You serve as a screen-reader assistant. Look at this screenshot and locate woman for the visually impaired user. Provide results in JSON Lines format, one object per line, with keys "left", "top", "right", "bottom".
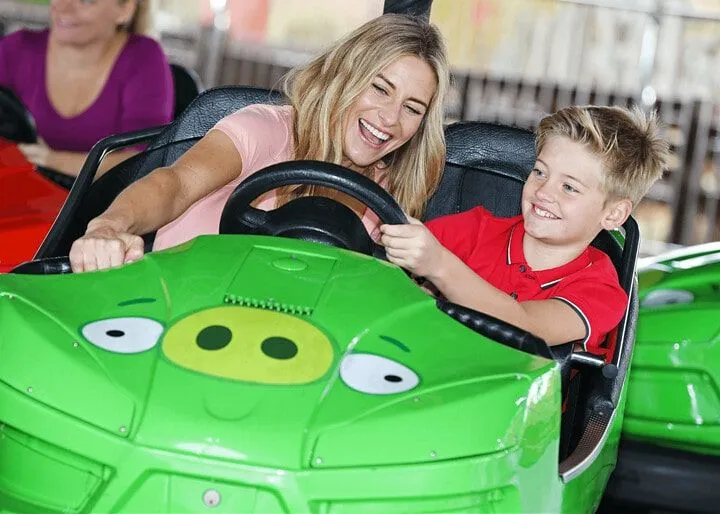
{"left": 0, "top": 0, "right": 174, "bottom": 178}
{"left": 70, "top": 13, "right": 450, "bottom": 272}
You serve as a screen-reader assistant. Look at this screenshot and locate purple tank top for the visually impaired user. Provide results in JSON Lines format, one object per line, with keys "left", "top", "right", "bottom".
{"left": 0, "top": 29, "right": 174, "bottom": 152}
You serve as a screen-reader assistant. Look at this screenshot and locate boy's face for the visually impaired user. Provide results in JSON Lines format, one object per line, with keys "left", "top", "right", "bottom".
{"left": 521, "top": 136, "right": 625, "bottom": 248}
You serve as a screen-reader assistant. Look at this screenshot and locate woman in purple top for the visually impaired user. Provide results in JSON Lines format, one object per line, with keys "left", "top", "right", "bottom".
{"left": 0, "top": 0, "right": 174, "bottom": 178}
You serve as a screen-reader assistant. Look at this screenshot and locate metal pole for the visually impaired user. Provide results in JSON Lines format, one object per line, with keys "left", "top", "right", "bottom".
{"left": 203, "top": 0, "right": 230, "bottom": 88}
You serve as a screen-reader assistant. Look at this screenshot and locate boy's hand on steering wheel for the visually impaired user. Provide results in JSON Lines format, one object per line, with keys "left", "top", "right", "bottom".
{"left": 379, "top": 216, "right": 447, "bottom": 278}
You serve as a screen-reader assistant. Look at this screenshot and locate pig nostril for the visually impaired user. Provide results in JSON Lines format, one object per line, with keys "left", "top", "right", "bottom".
{"left": 196, "top": 325, "right": 232, "bottom": 350}
{"left": 261, "top": 337, "right": 298, "bottom": 359}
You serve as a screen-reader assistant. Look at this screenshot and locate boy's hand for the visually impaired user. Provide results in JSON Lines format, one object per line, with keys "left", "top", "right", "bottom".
{"left": 379, "top": 217, "right": 446, "bottom": 278}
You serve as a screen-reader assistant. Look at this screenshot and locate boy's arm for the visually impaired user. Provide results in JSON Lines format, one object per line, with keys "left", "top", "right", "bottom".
{"left": 427, "top": 251, "right": 587, "bottom": 345}
{"left": 380, "top": 219, "right": 587, "bottom": 346}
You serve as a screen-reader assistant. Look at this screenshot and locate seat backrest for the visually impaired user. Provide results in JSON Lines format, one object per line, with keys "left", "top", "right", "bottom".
{"left": 170, "top": 63, "right": 205, "bottom": 119}
{"left": 40, "top": 86, "right": 285, "bottom": 257}
{"left": 0, "top": 84, "right": 37, "bottom": 143}
{"left": 424, "top": 121, "right": 536, "bottom": 221}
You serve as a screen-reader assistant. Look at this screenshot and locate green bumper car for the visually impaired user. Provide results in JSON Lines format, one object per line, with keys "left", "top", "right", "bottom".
{"left": 0, "top": 87, "right": 638, "bottom": 514}
{"left": 604, "top": 242, "right": 720, "bottom": 513}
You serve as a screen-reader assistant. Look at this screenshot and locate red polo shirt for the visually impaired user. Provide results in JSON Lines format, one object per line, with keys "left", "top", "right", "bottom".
{"left": 426, "top": 206, "right": 628, "bottom": 356}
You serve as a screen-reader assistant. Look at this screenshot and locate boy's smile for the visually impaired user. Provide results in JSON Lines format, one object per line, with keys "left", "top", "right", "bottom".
{"left": 521, "top": 135, "right": 616, "bottom": 258}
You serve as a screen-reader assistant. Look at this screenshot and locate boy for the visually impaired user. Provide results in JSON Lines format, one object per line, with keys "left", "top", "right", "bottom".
{"left": 380, "top": 105, "right": 669, "bottom": 356}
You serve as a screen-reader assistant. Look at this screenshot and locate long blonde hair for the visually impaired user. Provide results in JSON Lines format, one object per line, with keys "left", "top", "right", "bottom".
{"left": 278, "top": 14, "right": 450, "bottom": 218}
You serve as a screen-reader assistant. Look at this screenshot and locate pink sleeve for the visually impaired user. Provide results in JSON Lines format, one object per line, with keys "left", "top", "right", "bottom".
{"left": 212, "top": 105, "right": 290, "bottom": 178}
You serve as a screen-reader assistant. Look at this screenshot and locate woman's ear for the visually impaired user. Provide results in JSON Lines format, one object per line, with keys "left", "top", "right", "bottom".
{"left": 601, "top": 198, "right": 633, "bottom": 231}
{"left": 116, "top": 0, "right": 138, "bottom": 27}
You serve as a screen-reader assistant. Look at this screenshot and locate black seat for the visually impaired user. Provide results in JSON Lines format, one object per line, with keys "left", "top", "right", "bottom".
{"left": 0, "top": 84, "right": 37, "bottom": 143}
{"left": 170, "top": 63, "right": 204, "bottom": 119}
{"left": 426, "top": 120, "right": 640, "bottom": 478}
{"left": 36, "top": 86, "right": 284, "bottom": 259}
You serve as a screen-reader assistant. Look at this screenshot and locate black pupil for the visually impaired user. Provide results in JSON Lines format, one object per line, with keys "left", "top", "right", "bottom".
{"left": 106, "top": 330, "right": 125, "bottom": 338}
{"left": 196, "top": 325, "right": 232, "bottom": 350}
{"left": 261, "top": 337, "right": 298, "bottom": 360}
{"left": 384, "top": 375, "right": 402, "bottom": 383}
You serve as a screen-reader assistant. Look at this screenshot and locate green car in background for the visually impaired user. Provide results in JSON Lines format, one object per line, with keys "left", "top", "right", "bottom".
{"left": 0, "top": 153, "right": 634, "bottom": 513}
{"left": 604, "top": 242, "right": 720, "bottom": 513}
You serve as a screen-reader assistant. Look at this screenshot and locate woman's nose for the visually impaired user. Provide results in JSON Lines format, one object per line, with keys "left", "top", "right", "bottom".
{"left": 378, "top": 102, "right": 401, "bottom": 127}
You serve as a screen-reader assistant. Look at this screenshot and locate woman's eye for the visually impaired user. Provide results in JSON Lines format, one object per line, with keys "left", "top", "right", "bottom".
{"left": 563, "top": 184, "right": 578, "bottom": 193}
{"left": 404, "top": 104, "right": 422, "bottom": 115}
{"left": 533, "top": 168, "right": 545, "bottom": 178}
{"left": 372, "top": 84, "right": 388, "bottom": 95}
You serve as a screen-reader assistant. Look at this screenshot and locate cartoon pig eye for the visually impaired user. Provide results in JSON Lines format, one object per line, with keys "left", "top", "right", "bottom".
{"left": 81, "top": 317, "right": 164, "bottom": 354}
{"left": 340, "top": 353, "right": 419, "bottom": 395}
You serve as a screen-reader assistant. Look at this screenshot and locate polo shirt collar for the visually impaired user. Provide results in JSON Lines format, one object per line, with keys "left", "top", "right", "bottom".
{"left": 506, "top": 219, "right": 592, "bottom": 289}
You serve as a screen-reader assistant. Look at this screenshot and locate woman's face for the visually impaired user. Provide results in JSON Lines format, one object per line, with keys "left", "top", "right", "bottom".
{"left": 50, "top": 0, "right": 135, "bottom": 45}
{"left": 342, "top": 55, "right": 437, "bottom": 171}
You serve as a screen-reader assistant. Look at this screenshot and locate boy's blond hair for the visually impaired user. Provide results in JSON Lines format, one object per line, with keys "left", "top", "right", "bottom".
{"left": 535, "top": 105, "right": 670, "bottom": 206}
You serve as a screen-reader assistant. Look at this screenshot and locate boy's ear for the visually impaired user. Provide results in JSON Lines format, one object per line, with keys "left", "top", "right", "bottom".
{"left": 601, "top": 198, "right": 633, "bottom": 231}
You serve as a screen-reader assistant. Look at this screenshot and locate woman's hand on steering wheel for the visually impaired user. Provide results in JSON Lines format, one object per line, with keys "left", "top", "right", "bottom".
{"left": 69, "top": 220, "right": 145, "bottom": 272}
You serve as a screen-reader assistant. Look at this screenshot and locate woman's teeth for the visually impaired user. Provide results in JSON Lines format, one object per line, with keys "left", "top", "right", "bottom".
{"left": 360, "top": 119, "right": 390, "bottom": 141}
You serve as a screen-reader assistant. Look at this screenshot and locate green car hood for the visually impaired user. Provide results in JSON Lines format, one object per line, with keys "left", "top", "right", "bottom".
{"left": 0, "top": 236, "right": 557, "bottom": 470}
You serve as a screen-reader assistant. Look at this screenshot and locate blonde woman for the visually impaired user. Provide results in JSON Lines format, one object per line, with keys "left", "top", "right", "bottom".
{"left": 70, "top": 13, "right": 450, "bottom": 272}
{"left": 0, "top": 0, "right": 173, "bottom": 178}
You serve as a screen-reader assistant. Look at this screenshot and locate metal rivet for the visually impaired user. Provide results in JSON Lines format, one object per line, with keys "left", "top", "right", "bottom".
{"left": 430, "top": 451, "right": 437, "bottom": 458}
{"left": 72, "top": 341, "right": 79, "bottom": 348}
{"left": 203, "top": 489, "right": 221, "bottom": 508}
{"left": 26, "top": 386, "right": 33, "bottom": 394}
{"left": 315, "top": 457, "right": 323, "bottom": 465}
{"left": 673, "top": 343, "right": 680, "bottom": 350}
{"left": 119, "top": 426, "right": 127, "bottom": 433}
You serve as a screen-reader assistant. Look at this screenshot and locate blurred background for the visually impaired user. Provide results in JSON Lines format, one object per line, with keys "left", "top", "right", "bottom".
{"left": 2, "top": 0, "right": 718, "bottom": 257}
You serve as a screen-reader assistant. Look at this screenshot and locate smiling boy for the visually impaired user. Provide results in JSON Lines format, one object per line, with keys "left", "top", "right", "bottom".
{"left": 380, "top": 105, "right": 669, "bottom": 355}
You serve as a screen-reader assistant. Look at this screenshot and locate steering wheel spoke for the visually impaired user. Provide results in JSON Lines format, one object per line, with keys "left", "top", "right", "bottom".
{"left": 220, "top": 160, "right": 407, "bottom": 257}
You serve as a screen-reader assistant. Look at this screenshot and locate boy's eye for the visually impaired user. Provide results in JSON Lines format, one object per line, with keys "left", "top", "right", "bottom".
{"left": 563, "top": 183, "right": 579, "bottom": 193}
{"left": 533, "top": 168, "right": 545, "bottom": 178}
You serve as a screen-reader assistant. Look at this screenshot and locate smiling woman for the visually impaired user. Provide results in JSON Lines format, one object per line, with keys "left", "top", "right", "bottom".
{"left": 0, "top": 0, "right": 173, "bottom": 179}
{"left": 68, "top": 13, "right": 451, "bottom": 273}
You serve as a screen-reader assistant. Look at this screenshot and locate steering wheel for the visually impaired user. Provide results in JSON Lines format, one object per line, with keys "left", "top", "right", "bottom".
{"left": 0, "top": 85, "right": 37, "bottom": 143}
{"left": 219, "top": 160, "right": 407, "bottom": 258}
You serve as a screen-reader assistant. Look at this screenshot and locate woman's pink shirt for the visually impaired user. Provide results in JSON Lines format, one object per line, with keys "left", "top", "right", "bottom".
{"left": 153, "top": 104, "right": 381, "bottom": 251}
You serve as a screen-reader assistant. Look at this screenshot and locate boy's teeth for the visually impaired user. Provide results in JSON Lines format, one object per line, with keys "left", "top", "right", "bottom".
{"left": 534, "top": 206, "right": 558, "bottom": 219}
{"left": 360, "top": 119, "right": 390, "bottom": 141}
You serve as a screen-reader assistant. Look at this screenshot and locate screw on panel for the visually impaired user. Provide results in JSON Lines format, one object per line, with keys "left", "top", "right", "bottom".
{"left": 119, "top": 426, "right": 127, "bottom": 433}
{"left": 315, "top": 457, "right": 323, "bottom": 465}
{"left": 72, "top": 341, "right": 79, "bottom": 348}
{"left": 203, "top": 489, "right": 221, "bottom": 508}
{"left": 26, "top": 387, "right": 33, "bottom": 394}
{"left": 430, "top": 451, "right": 437, "bottom": 458}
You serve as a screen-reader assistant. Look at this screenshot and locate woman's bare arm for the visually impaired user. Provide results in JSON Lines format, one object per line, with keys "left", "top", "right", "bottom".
{"left": 69, "top": 130, "right": 243, "bottom": 271}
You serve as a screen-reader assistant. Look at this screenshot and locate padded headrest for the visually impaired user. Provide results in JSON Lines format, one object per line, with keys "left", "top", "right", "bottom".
{"left": 424, "top": 121, "right": 536, "bottom": 221}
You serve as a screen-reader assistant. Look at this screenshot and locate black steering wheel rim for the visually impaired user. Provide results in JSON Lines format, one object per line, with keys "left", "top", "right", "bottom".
{"left": 0, "top": 85, "right": 37, "bottom": 144}
{"left": 219, "top": 160, "right": 407, "bottom": 256}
